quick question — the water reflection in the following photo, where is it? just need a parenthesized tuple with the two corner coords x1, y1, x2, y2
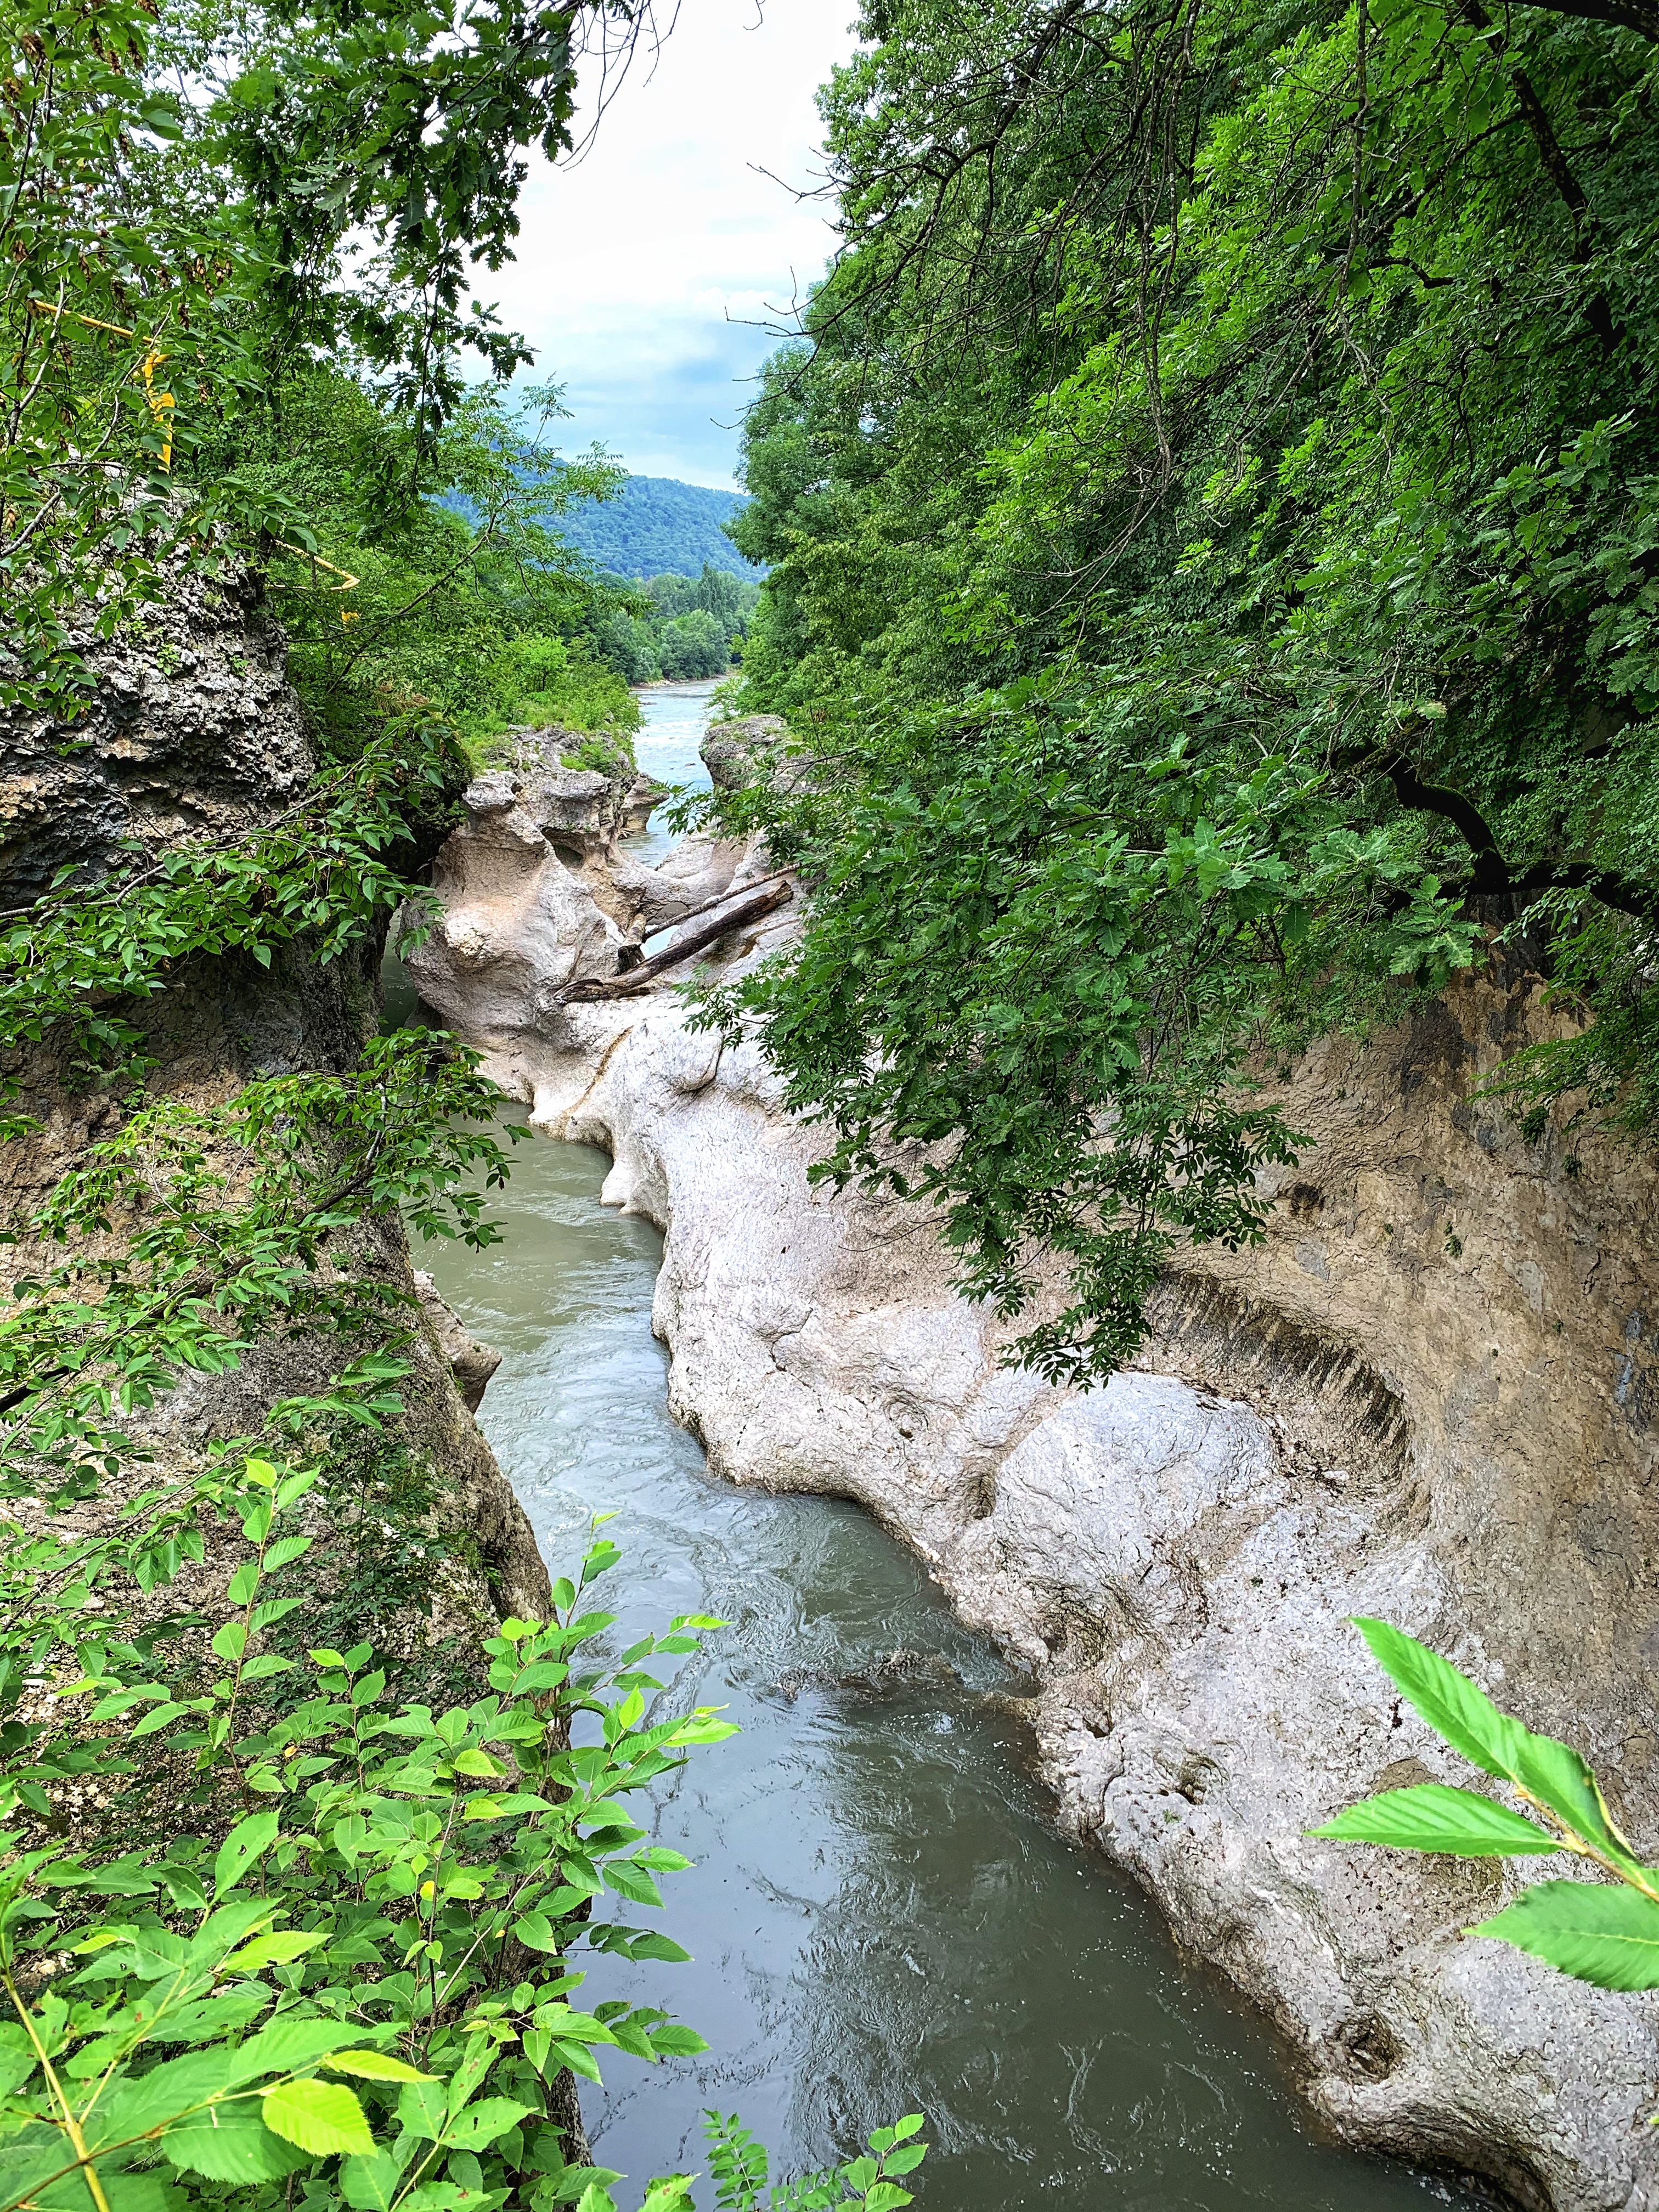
(417, 1130, 1482, 2212)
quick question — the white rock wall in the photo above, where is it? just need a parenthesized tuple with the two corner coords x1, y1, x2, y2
(404, 785, 1659, 2212)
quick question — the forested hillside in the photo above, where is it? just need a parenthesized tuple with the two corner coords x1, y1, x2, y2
(717, 0, 1659, 1381)
(554, 474, 759, 577)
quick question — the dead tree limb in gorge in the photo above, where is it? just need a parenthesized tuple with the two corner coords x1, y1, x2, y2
(555, 878, 794, 1004)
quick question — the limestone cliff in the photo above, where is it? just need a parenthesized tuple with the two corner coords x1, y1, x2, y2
(0, 561, 548, 1708)
(404, 746, 1659, 2212)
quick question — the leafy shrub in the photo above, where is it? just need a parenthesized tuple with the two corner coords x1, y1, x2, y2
(1315, 1621, 1659, 1989)
(0, 1480, 927, 2212)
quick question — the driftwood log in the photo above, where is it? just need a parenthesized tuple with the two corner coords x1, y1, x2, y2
(554, 877, 794, 1005)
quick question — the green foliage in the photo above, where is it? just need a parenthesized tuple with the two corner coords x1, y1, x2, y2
(713, 0, 1659, 1374)
(588, 569, 760, 686)
(0, 1497, 924, 2212)
(1312, 1620, 1659, 1990)
(0, 719, 459, 1091)
(1, 0, 647, 713)
(245, 375, 636, 758)
(1, 0, 269, 714)
(701, 2113, 926, 2212)
(1, 2, 938, 2199)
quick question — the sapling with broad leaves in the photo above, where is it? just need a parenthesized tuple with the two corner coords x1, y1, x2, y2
(0, 1472, 928, 2212)
(1313, 1619, 1659, 1990)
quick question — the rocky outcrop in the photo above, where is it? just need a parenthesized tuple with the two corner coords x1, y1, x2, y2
(415, 1268, 504, 1414)
(0, 556, 312, 906)
(404, 756, 1659, 2212)
(700, 713, 786, 793)
(1, 560, 548, 1683)
(398, 752, 780, 1039)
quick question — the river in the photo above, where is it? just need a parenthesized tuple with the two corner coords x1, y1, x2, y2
(410, 682, 1485, 2212)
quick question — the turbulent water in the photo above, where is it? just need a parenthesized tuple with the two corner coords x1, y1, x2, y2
(412, 684, 1485, 2212)
(629, 678, 716, 866)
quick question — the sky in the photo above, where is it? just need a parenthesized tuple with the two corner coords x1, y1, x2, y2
(483, 0, 857, 491)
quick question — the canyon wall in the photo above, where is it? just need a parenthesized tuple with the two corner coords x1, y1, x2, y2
(403, 751, 1659, 2212)
(1, 565, 547, 1725)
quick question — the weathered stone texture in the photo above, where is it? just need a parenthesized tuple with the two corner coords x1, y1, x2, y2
(2, 562, 547, 1678)
(406, 760, 1659, 2212)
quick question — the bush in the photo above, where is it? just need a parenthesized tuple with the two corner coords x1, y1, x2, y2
(0, 1479, 928, 2212)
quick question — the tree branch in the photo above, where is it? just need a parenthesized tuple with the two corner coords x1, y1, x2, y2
(1508, 0, 1659, 40)
(554, 881, 793, 1005)
(1459, 0, 1623, 351)
(1380, 751, 1511, 890)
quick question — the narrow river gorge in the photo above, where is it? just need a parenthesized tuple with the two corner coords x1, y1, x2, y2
(405, 685, 1486, 2212)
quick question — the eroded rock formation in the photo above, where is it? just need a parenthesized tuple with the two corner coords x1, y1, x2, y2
(1, 561, 547, 1691)
(405, 723, 1659, 2212)
(0, 558, 312, 907)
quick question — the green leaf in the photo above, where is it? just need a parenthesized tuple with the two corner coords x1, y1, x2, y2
(211, 1621, 249, 1664)
(644, 2025, 707, 2056)
(1352, 1623, 1634, 1862)
(261, 2078, 376, 2157)
(1470, 1880, 1659, 1990)
(396, 2079, 448, 2142)
(227, 2019, 388, 2086)
(637, 2180, 695, 2212)
(213, 1812, 279, 1898)
(1508, 1734, 1626, 1862)
(341, 2151, 407, 2211)
(163, 2100, 316, 2181)
(324, 2051, 435, 2083)
(545, 2038, 605, 2085)
(862, 2183, 913, 2211)
(604, 1861, 664, 1909)
(264, 1536, 313, 1571)
(222, 1930, 326, 1971)
(1350, 1620, 1524, 1781)
(63, 2173, 178, 2212)
(250, 1598, 306, 1632)
(1309, 1785, 1558, 1856)
(512, 1912, 558, 1952)
(92, 2051, 227, 2144)
(451, 1748, 503, 1778)
(129, 1702, 190, 1739)
(622, 1932, 692, 1965)
(443, 2097, 532, 2152)
(150, 1991, 273, 2046)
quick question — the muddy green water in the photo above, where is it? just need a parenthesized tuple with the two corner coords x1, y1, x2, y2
(409, 684, 1483, 2211)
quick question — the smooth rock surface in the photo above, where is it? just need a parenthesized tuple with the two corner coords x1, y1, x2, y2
(407, 768, 1659, 2212)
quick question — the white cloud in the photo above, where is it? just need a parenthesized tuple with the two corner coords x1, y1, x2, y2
(482, 0, 855, 489)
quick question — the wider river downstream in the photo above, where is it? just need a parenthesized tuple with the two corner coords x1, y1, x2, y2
(413, 682, 1482, 2212)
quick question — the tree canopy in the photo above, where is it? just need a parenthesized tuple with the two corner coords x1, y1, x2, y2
(2, 0, 651, 724)
(713, 0, 1659, 1378)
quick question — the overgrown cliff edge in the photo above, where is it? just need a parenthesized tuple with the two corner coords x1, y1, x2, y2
(405, 740, 1659, 2212)
(0, 563, 547, 1718)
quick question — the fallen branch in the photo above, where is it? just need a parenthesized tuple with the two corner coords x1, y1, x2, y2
(639, 866, 798, 940)
(555, 879, 793, 1003)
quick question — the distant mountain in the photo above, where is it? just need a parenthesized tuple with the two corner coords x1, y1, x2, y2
(553, 475, 759, 579)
